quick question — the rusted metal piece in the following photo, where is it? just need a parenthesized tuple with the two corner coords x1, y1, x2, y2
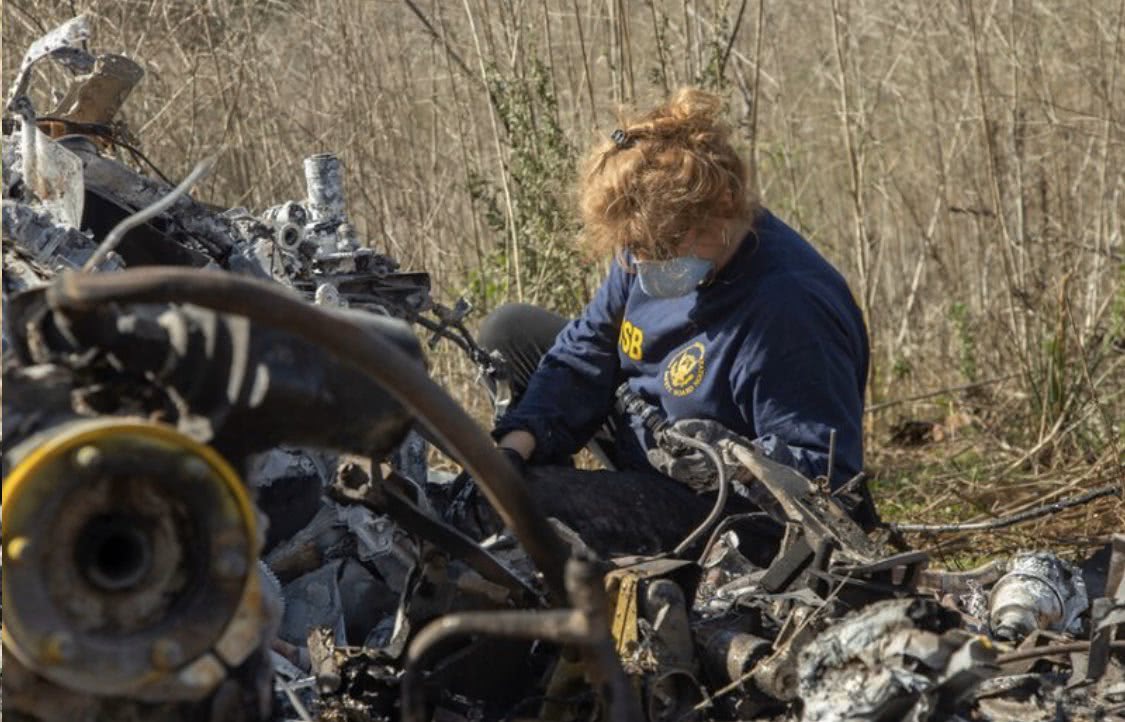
(564, 558, 647, 722)
(1107, 534, 1125, 600)
(693, 622, 772, 690)
(726, 440, 882, 564)
(1088, 535, 1125, 682)
(645, 669, 706, 722)
(16, 117, 86, 229)
(49, 53, 145, 126)
(919, 560, 1007, 597)
(751, 604, 823, 701)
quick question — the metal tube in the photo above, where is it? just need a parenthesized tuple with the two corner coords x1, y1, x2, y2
(400, 610, 586, 722)
(669, 430, 729, 556)
(48, 267, 572, 602)
(327, 475, 539, 605)
(400, 558, 642, 722)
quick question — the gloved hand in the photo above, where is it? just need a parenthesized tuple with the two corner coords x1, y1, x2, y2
(441, 446, 527, 537)
(646, 418, 753, 493)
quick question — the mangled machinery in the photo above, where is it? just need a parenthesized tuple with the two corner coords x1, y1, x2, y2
(3, 17, 1124, 722)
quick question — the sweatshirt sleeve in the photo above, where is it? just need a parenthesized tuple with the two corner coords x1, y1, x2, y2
(492, 264, 632, 462)
(731, 274, 868, 487)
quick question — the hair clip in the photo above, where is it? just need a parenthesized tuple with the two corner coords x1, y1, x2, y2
(611, 129, 635, 150)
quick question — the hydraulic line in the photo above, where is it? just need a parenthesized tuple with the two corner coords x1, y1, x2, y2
(615, 383, 732, 558)
(48, 267, 571, 604)
(668, 429, 730, 557)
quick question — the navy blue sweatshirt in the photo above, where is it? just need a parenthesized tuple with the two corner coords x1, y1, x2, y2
(493, 209, 869, 487)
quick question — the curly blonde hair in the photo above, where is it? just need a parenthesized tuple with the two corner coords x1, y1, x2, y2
(578, 87, 757, 261)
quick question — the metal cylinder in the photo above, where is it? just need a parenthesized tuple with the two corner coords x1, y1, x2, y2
(694, 623, 772, 688)
(2, 418, 271, 704)
(303, 153, 346, 223)
(988, 552, 1087, 643)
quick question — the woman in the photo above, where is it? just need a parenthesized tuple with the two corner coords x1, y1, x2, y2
(474, 87, 873, 555)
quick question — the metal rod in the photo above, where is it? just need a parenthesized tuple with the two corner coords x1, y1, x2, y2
(996, 640, 1125, 666)
(400, 558, 642, 722)
(328, 474, 539, 605)
(891, 483, 1121, 534)
(401, 609, 586, 721)
(825, 428, 837, 484)
(82, 156, 216, 272)
(830, 471, 867, 498)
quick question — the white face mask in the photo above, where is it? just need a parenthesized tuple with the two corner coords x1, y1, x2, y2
(634, 255, 715, 298)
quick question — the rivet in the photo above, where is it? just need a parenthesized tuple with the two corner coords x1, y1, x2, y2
(73, 444, 102, 470)
(43, 632, 76, 664)
(152, 638, 184, 670)
(180, 456, 211, 480)
(6, 535, 31, 563)
(215, 548, 248, 579)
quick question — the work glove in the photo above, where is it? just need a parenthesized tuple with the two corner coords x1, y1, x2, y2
(441, 447, 526, 538)
(645, 418, 755, 493)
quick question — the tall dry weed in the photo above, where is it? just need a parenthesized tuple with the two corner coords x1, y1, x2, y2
(4, 0, 1122, 480)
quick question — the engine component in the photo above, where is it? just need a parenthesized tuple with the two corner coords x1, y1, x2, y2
(797, 598, 997, 722)
(693, 621, 772, 691)
(2, 418, 275, 708)
(988, 552, 1088, 643)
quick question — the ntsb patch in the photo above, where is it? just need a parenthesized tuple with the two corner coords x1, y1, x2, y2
(663, 341, 706, 396)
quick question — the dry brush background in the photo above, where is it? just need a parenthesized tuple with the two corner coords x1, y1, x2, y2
(3, 0, 1123, 563)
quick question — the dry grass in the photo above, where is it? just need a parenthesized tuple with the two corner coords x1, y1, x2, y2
(4, 0, 1122, 557)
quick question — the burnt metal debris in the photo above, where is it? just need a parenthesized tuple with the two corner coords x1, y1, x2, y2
(3, 17, 1124, 722)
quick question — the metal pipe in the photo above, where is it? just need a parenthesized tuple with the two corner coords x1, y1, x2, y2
(995, 640, 1125, 666)
(47, 267, 572, 602)
(400, 558, 642, 722)
(669, 430, 729, 556)
(891, 482, 1121, 534)
(327, 475, 539, 605)
(304, 153, 345, 223)
(400, 609, 586, 721)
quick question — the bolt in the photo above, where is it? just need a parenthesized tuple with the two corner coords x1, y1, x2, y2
(73, 444, 102, 470)
(214, 548, 248, 580)
(6, 535, 31, 563)
(43, 632, 76, 664)
(151, 638, 184, 671)
(180, 456, 211, 480)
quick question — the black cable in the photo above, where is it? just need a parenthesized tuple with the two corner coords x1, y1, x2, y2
(35, 115, 174, 185)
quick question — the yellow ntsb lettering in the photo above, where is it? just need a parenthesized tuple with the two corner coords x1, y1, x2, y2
(619, 320, 644, 361)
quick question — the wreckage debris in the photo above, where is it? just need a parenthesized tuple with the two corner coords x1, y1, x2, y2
(3, 16, 1124, 722)
(988, 552, 1088, 643)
